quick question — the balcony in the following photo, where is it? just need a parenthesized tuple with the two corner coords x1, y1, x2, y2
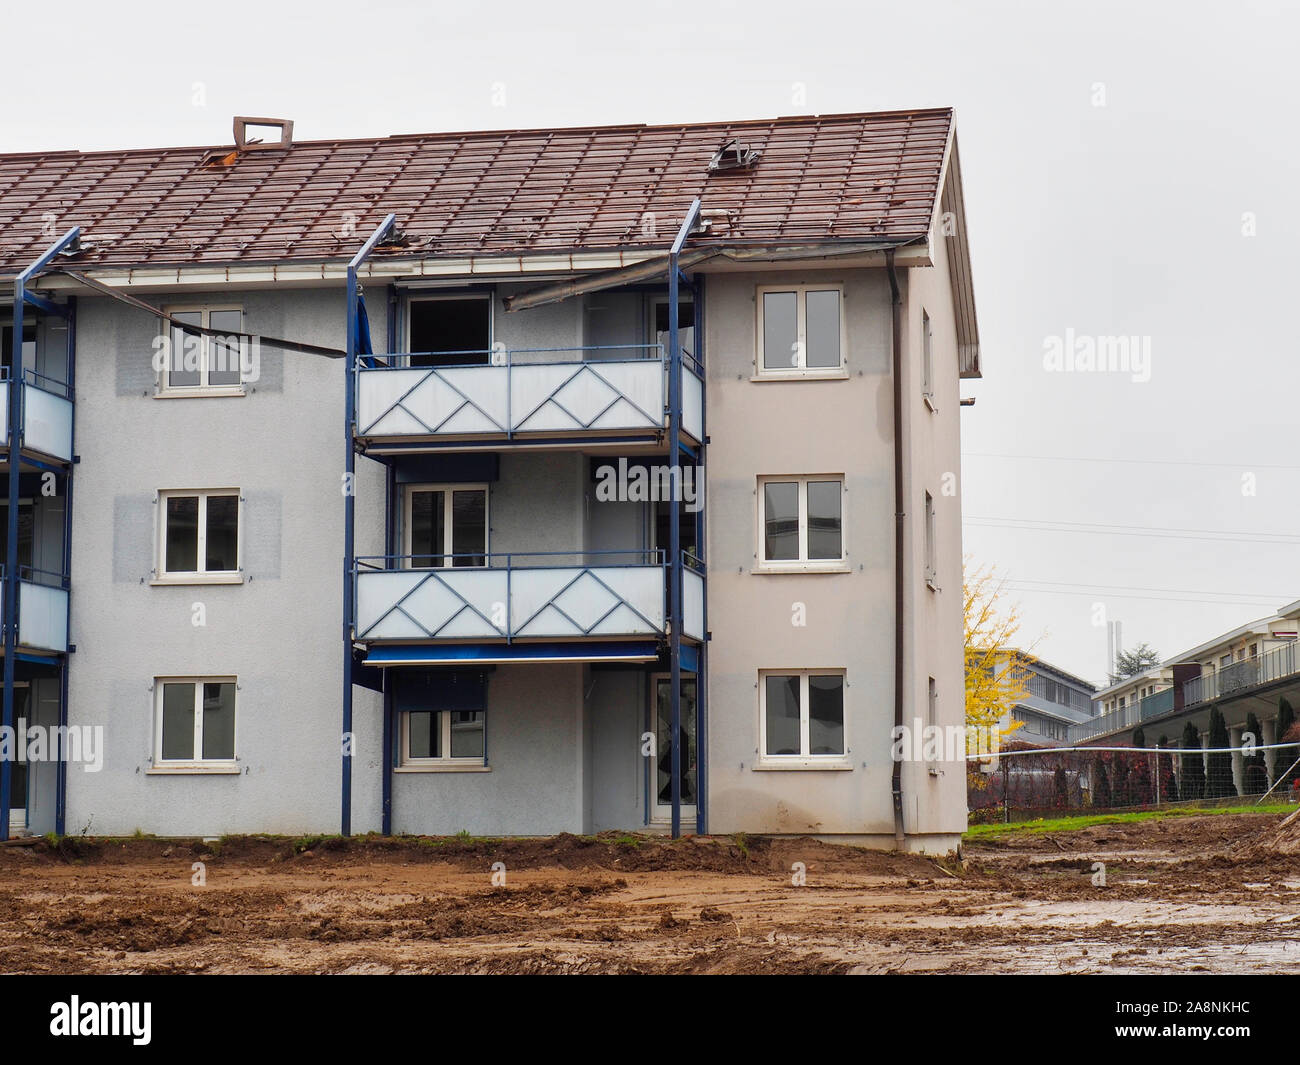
(354, 345, 703, 450)
(0, 369, 74, 464)
(354, 550, 705, 648)
(0, 567, 69, 654)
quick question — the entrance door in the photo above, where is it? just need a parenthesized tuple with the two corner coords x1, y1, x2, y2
(652, 673, 697, 823)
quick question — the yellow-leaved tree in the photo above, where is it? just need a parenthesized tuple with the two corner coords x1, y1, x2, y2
(964, 558, 1033, 789)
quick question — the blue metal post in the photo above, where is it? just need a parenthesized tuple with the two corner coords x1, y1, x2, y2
(3, 227, 78, 842)
(342, 214, 397, 837)
(381, 458, 396, 835)
(667, 199, 701, 839)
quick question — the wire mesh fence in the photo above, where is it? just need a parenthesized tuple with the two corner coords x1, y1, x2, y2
(967, 741, 1300, 824)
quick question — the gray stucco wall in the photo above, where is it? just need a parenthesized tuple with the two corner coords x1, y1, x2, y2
(67, 286, 385, 836)
(391, 662, 585, 835)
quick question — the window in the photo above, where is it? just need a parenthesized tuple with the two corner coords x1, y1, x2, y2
(403, 485, 488, 567)
(159, 306, 246, 394)
(921, 309, 935, 407)
(157, 490, 241, 582)
(756, 285, 844, 376)
(402, 709, 486, 766)
(407, 294, 492, 367)
(0, 320, 36, 374)
(760, 671, 846, 761)
(758, 476, 845, 569)
(924, 491, 937, 588)
(153, 678, 236, 770)
(927, 677, 938, 768)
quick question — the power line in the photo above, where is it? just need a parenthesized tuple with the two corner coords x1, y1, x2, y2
(965, 516, 1300, 547)
(1001, 582, 1286, 607)
(963, 451, 1300, 472)
(1007, 576, 1288, 600)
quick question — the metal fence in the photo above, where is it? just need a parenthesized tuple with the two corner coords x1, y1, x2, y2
(967, 742, 1299, 823)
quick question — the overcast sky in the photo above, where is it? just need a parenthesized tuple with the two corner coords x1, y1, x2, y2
(9, 0, 1298, 685)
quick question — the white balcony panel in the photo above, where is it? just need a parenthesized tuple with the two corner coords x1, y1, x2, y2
(356, 569, 509, 640)
(682, 367, 703, 442)
(356, 565, 664, 641)
(512, 362, 663, 434)
(509, 566, 663, 638)
(22, 384, 73, 462)
(356, 359, 664, 438)
(19, 581, 68, 653)
(0, 382, 7, 441)
(683, 568, 704, 642)
(357, 367, 509, 437)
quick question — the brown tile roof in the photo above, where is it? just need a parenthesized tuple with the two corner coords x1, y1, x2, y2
(0, 108, 953, 275)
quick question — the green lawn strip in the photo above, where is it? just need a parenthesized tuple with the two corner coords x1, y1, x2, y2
(965, 803, 1295, 840)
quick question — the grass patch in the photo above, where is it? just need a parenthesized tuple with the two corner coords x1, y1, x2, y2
(966, 803, 1295, 840)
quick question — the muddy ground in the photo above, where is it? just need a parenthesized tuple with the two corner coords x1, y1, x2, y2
(1, 813, 1297, 974)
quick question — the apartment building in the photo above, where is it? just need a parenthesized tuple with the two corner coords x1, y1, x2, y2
(0, 108, 980, 850)
(1004, 654, 1096, 745)
(1075, 602, 1300, 790)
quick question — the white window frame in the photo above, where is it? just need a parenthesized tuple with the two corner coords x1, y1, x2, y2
(756, 669, 849, 768)
(154, 489, 243, 585)
(403, 292, 494, 366)
(402, 483, 489, 568)
(921, 308, 936, 410)
(754, 284, 847, 379)
(398, 708, 488, 770)
(924, 490, 938, 590)
(927, 676, 940, 772)
(157, 304, 247, 397)
(756, 475, 847, 573)
(149, 676, 239, 774)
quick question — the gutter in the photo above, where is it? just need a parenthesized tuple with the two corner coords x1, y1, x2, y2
(504, 238, 927, 313)
(886, 249, 906, 850)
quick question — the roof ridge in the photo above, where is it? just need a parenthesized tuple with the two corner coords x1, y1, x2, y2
(0, 107, 955, 163)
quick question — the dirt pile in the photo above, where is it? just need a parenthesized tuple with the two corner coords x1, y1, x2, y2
(1242, 806, 1300, 856)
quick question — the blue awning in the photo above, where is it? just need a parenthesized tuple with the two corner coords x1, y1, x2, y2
(364, 641, 661, 666)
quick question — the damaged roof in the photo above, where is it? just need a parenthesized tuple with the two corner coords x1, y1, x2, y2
(0, 109, 955, 273)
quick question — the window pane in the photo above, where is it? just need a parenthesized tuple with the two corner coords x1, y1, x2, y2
(449, 710, 484, 758)
(410, 491, 444, 566)
(451, 490, 486, 567)
(762, 291, 798, 369)
(207, 309, 243, 386)
(765, 675, 801, 756)
(805, 290, 841, 368)
(408, 711, 435, 759)
(168, 311, 201, 387)
(763, 482, 798, 561)
(161, 682, 195, 761)
(201, 682, 236, 760)
(809, 675, 844, 755)
(807, 481, 842, 560)
(165, 496, 199, 572)
(205, 495, 239, 572)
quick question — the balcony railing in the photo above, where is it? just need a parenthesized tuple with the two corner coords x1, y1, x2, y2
(1070, 641, 1300, 742)
(355, 550, 666, 642)
(355, 344, 703, 446)
(1182, 641, 1298, 708)
(0, 565, 70, 654)
(0, 368, 74, 463)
